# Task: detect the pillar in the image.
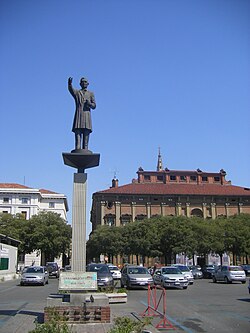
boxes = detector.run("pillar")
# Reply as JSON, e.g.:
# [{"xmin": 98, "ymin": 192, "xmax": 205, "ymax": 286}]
[
  {"xmin": 146, "ymin": 202, "xmax": 151, "ymax": 219},
  {"xmin": 71, "ymin": 173, "xmax": 87, "ymax": 272},
  {"xmin": 211, "ymin": 203, "xmax": 216, "ymax": 219},
  {"xmin": 100, "ymin": 201, "xmax": 106, "ymax": 225},
  {"xmin": 161, "ymin": 203, "xmax": 166, "ymax": 216},
  {"xmin": 186, "ymin": 203, "xmax": 191, "ymax": 218},
  {"xmin": 115, "ymin": 201, "xmax": 121, "ymax": 226},
  {"xmin": 238, "ymin": 203, "xmax": 243, "ymax": 214},
  {"xmin": 176, "ymin": 202, "xmax": 182, "ymax": 216},
  {"xmin": 131, "ymin": 202, "xmax": 136, "ymax": 222},
  {"xmin": 202, "ymin": 203, "xmax": 207, "ymax": 219}
]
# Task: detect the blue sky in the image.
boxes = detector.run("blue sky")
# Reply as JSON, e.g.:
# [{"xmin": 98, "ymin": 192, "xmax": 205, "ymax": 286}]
[{"xmin": 1, "ymin": 0, "xmax": 249, "ymax": 237}]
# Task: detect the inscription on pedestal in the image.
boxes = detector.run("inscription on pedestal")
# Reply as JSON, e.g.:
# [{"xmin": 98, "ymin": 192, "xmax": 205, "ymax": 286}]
[{"xmin": 59, "ymin": 272, "xmax": 98, "ymax": 291}]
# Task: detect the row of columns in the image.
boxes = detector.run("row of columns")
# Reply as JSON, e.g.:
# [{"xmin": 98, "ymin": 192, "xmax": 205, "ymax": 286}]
[{"xmin": 100, "ymin": 201, "xmax": 244, "ymax": 225}]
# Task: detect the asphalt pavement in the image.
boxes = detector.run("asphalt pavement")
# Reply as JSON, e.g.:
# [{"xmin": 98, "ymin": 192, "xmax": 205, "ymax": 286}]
[{"xmin": 0, "ymin": 278, "xmax": 162, "ymax": 333}]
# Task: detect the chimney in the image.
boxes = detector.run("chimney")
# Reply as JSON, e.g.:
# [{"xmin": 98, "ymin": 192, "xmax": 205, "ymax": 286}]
[{"xmin": 112, "ymin": 178, "xmax": 118, "ymax": 188}]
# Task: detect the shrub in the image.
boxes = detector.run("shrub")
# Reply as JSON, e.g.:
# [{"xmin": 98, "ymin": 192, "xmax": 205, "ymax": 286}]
[{"xmin": 108, "ymin": 316, "xmax": 151, "ymax": 333}]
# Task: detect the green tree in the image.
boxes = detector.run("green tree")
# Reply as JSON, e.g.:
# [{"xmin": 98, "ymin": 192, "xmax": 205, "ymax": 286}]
[
  {"xmin": 225, "ymin": 214, "xmax": 250, "ymax": 265},
  {"xmin": 29, "ymin": 212, "xmax": 71, "ymax": 264},
  {"xmin": 87, "ymin": 225, "xmax": 124, "ymax": 263},
  {"xmin": 121, "ymin": 219, "xmax": 155, "ymax": 265},
  {"xmin": 0, "ymin": 213, "xmax": 34, "ymax": 255},
  {"xmin": 190, "ymin": 217, "xmax": 212, "ymax": 264},
  {"xmin": 208, "ymin": 217, "xmax": 227, "ymax": 266}
]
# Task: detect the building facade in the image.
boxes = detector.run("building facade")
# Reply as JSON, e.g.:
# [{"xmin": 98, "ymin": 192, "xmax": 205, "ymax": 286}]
[
  {"xmin": 91, "ymin": 154, "xmax": 250, "ymax": 229},
  {"xmin": 0, "ymin": 183, "xmax": 69, "ymax": 268},
  {"xmin": 90, "ymin": 153, "xmax": 250, "ymax": 265}
]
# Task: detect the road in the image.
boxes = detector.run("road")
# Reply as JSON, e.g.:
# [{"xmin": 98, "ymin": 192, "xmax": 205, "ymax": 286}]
[
  {"xmin": 0, "ymin": 277, "xmax": 59, "ymax": 332},
  {"xmin": 0, "ymin": 277, "xmax": 249, "ymax": 333}
]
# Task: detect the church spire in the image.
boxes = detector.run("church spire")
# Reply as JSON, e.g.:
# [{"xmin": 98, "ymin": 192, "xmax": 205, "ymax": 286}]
[{"xmin": 157, "ymin": 147, "xmax": 163, "ymax": 171}]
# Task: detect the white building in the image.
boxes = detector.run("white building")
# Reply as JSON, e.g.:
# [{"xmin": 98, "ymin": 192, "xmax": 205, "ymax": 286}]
[
  {"xmin": 0, "ymin": 183, "xmax": 69, "ymax": 268},
  {"xmin": 0, "ymin": 234, "xmax": 20, "ymax": 281}
]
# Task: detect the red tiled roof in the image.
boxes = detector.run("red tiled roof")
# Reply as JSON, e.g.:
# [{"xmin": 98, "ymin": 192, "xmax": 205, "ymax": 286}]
[
  {"xmin": 0, "ymin": 183, "xmax": 31, "ymax": 189},
  {"xmin": 39, "ymin": 188, "xmax": 58, "ymax": 194},
  {"xmin": 97, "ymin": 183, "xmax": 250, "ymax": 196},
  {"xmin": 0, "ymin": 183, "xmax": 58, "ymax": 194}
]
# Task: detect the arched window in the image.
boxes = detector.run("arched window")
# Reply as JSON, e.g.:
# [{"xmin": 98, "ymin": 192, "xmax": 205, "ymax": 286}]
[
  {"xmin": 104, "ymin": 214, "xmax": 115, "ymax": 226},
  {"xmin": 191, "ymin": 208, "xmax": 203, "ymax": 218},
  {"xmin": 120, "ymin": 214, "xmax": 132, "ymax": 226},
  {"xmin": 135, "ymin": 214, "xmax": 147, "ymax": 221}
]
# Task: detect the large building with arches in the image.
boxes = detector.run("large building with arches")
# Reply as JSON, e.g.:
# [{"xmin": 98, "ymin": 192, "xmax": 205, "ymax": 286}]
[{"xmin": 91, "ymin": 152, "xmax": 250, "ymax": 231}]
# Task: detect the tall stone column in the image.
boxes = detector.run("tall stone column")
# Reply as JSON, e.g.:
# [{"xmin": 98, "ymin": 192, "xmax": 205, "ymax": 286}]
[
  {"xmin": 71, "ymin": 173, "xmax": 87, "ymax": 272},
  {"xmin": 63, "ymin": 151, "xmax": 100, "ymax": 274}
]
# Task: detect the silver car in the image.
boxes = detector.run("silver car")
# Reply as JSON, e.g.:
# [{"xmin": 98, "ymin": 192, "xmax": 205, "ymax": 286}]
[
  {"xmin": 172, "ymin": 264, "xmax": 194, "ymax": 285},
  {"xmin": 153, "ymin": 266, "xmax": 189, "ymax": 289},
  {"xmin": 20, "ymin": 266, "xmax": 49, "ymax": 286},
  {"xmin": 212, "ymin": 265, "xmax": 246, "ymax": 284},
  {"xmin": 121, "ymin": 265, "xmax": 153, "ymax": 289}
]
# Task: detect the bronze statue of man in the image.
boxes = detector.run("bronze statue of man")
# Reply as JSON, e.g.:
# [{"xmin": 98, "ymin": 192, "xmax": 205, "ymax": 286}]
[{"xmin": 68, "ymin": 77, "xmax": 96, "ymax": 151}]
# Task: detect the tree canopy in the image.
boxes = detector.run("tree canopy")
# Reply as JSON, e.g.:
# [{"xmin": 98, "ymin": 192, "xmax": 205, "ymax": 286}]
[
  {"xmin": 87, "ymin": 214, "xmax": 250, "ymax": 265},
  {"xmin": 0, "ymin": 211, "xmax": 71, "ymax": 263}
]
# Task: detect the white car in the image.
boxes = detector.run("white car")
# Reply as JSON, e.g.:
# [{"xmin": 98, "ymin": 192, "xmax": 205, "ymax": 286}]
[
  {"xmin": 108, "ymin": 265, "xmax": 121, "ymax": 279},
  {"xmin": 172, "ymin": 264, "xmax": 194, "ymax": 285},
  {"xmin": 20, "ymin": 266, "xmax": 49, "ymax": 286},
  {"xmin": 153, "ymin": 266, "xmax": 189, "ymax": 289}
]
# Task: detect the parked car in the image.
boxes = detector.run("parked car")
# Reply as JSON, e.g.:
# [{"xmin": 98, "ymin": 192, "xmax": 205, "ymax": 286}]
[
  {"xmin": 20, "ymin": 266, "xmax": 49, "ymax": 286},
  {"xmin": 241, "ymin": 264, "xmax": 250, "ymax": 276},
  {"xmin": 172, "ymin": 264, "xmax": 194, "ymax": 285},
  {"xmin": 121, "ymin": 265, "xmax": 153, "ymax": 289},
  {"xmin": 107, "ymin": 265, "xmax": 121, "ymax": 279},
  {"xmin": 188, "ymin": 265, "xmax": 201, "ymax": 271},
  {"xmin": 153, "ymin": 266, "xmax": 189, "ymax": 289},
  {"xmin": 86, "ymin": 263, "xmax": 114, "ymax": 288},
  {"xmin": 46, "ymin": 262, "xmax": 60, "ymax": 278},
  {"xmin": 190, "ymin": 267, "xmax": 203, "ymax": 279},
  {"xmin": 212, "ymin": 265, "xmax": 246, "ymax": 284},
  {"xmin": 201, "ymin": 265, "xmax": 217, "ymax": 279}
]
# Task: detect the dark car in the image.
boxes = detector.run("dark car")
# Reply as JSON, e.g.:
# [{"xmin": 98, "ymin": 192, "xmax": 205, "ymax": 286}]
[
  {"xmin": 46, "ymin": 262, "xmax": 60, "ymax": 278},
  {"xmin": 86, "ymin": 263, "xmax": 114, "ymax": 288},
  {"xmin": 241, "ymin": 264, "xmax": 250, "ymax": 276},
  {"xmin": 202, "ymin": 264, "xmax": 217, "ymax": 278}
]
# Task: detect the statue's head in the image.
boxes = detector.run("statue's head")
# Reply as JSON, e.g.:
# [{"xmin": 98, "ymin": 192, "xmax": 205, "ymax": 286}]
[{"xmin": 80, "ymin": 77, "xmax": 89, "ymax": 89}]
